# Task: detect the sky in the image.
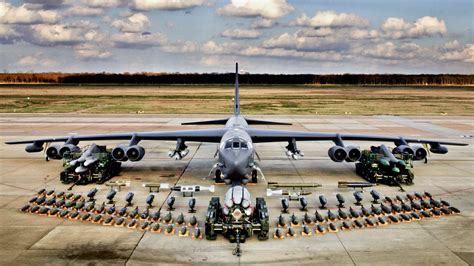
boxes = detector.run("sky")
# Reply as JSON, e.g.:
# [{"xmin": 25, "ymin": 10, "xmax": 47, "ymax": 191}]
[{"xmin": 0, "ymin": 0, "xmax": 473, "ymax": 74}]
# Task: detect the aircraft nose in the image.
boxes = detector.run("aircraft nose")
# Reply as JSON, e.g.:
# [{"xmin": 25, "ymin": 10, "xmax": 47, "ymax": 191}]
[{"xmin": 221, "ymin": 151, "xmax": 251, "ymax": 178}]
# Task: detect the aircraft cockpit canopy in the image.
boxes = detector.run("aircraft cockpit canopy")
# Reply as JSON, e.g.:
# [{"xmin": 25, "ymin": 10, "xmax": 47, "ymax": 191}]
[{"xmin": 224, "ymin": 138, "xmax": 249, "ymax": 150}]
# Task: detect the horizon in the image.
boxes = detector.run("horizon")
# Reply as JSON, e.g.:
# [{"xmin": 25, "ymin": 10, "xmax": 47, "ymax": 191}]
[{"xmin": 1, "ymin": 0, "xmax": 473, "ymax": 74}]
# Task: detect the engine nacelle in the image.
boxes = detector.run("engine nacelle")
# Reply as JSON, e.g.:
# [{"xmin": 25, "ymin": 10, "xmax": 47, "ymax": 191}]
[
  {"xmin": 429, "ymin": 143, "xmax": 448, "ymax": 154},
  {"xmin": 345, "ymin": 146, "xmax": 361, "ymax": 162},
  {"xmin": 112, "ymin": 145, "xmax": 129, "ymax": 161},
  {"xmin": 392, "ymin": 145, "xmax": 414, "ymax": 155},
  {"xmin": 46, "ymin": 145, "xmax": 63, "ymax": 160},
  {"xmin": 25, "ymin": 142, "xmax": 43, "ymax": 153},
  {"xmin": 59, "ymin": 144, "xmax": 80, "ymax": 157},
  {"xmin": 328, "ymin": 145, "xmax": 347, "ymax": 162},
  {"xmin": 411, "ymin": 145, "xmax": 427, "ymax": 160},
  {"xmin": 126, "ymin": 145, "xmax": 145, "ymax": 162}
]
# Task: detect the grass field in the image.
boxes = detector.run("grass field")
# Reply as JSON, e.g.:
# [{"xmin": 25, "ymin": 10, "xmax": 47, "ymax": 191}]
[{"xmin": 0, "ymin": 85, "xmax": 473, "ymax": 115}]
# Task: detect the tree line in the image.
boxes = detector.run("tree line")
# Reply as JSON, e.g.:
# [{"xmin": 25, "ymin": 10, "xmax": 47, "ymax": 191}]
[{"xmin": 0, "ymin": 72, "xmax": 472, "ymax": 85}]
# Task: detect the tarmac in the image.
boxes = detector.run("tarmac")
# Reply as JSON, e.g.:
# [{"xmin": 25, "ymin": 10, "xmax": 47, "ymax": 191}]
[{"xmin": 0, "ymin": 113, "xmax": 473, "ymax": 265}]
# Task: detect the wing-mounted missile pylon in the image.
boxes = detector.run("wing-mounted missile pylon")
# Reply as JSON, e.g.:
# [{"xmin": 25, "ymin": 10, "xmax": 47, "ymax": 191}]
[
  {"xmin": 285, "ymin": 138, "xmax": 304, "ymax": 160},
  {"xmin": 160, "ymin": 183, "xmax": 215, "ymax": 197},
  {"xmin": 168, "ymin": 138, "xmax": 189, "ymax": 160}
]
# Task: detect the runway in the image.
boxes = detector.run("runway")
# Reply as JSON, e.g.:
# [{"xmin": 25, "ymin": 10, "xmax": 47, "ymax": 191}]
[{"xmin": 0, "ymin": 114, "xmax": 473, "ymax": 265}]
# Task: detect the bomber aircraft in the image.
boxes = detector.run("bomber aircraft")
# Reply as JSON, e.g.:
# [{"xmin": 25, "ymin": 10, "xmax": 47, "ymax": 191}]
[{"xmin": 5, "ymin": 63, "xmax": 468, "ymax": 185}]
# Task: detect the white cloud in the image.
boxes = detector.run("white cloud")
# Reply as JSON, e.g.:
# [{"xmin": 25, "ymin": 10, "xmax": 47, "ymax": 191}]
[
  {"xmin": 161, "ymin": 41, "xmax": 198, "ymax": 53},
  {"xmin": 111, "ymin": 13, "xmax": 150, "ymax": 33},
  {"xmin": 82, "ymin": 0, "xmax": 122, "ymax": 8},
  {"xmin": 262, "ymin": 32, "xmax": 350, "ymax": 52},
  {"xmin": 65, "ymin": 6, "xmax": 104, "ymax": 17},
  {"xmin": 251, "ymin": 18, "xmax": 275, "ymax": 29},
  {"xmin": 111, "ymin": 31, "xmax": 168, "ymax": 49},
  {"xmin": 221, "ymin": 28, "xmax": 261, "ymax": 39},
  {"xmin": 0, "ymin": 2, "xmax": 60, "ymax": 24},
  {"xmin": 218, "ymin": 0, "xmax": 294, "ymax": 19},
  {"xmin": 74, "ymin": 43, "xmax": 112, "ymax": 60},
  {"xmin": 442, "ymin": 40, "xmax": 461, "ymax": 50},
  {"xmin": 28, "ymin": 22, "xmax": 102, "ymax": 46},
  {"xmin": 382, "ymin": 16, "xmax": 447, "ymax": 39},
  {"xmin": 363, "ymin": 42, "xmax": 422, "ymax": 60},
  {"xmin": 130, "ymin": 0, "xmax": 206, "ymax": 11},
  {"xmin": 290, "ymin": 11, "xmax": 369, "ymax": 28},
  {"xmin": 0, "ymin": 24, "xmax": 21, "ymax": 43},
  {"xmin": 17, "ymin": 52, "xmax": 58, "ymax": 67},
  {"xmin": 296, "ymin": 27, "xmax": 333, "ymax": 37},
  {"xmin": 440, "ymin": 44, "xmax": 474, "ymax": 63}
]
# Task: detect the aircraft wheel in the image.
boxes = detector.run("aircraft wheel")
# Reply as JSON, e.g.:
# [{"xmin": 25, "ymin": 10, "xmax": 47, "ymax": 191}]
[
  {"xmin": 251, "ymin": 170, "xmax": 258, "ymax": 183},
  {"xmin": 215, "ymin": 170, "xmax": 224, "ymax": 183}
]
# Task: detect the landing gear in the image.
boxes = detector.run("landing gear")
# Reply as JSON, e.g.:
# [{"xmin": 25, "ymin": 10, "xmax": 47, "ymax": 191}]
[
  {"xmin": 251, "ymin": 170, "xmax": 258, "ymax": 183},
  {"xmin": 215, "ymin": 169, "xmax": 224, "ymax": 184}
]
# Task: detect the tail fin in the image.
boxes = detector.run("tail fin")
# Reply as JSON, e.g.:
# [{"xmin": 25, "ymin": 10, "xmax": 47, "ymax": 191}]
[{"xmin": 234, "ymin": 62, "xmax": 240, "ymax": 115}]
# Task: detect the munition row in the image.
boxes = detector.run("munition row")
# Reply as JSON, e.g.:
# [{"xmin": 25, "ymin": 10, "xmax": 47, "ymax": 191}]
[{"xmin": 20, "ymin": 202, "xmax": 203, "ymax": 239}]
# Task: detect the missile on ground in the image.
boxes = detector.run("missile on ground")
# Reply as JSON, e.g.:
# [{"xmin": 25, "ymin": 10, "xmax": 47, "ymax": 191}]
[
  {"xmin": 36, "ymin": 196, "xmax": 46, "ymax": 205},
  {"xmin": 193, "ymin": 228, "xmax": 202, "ymax": 239},
  {"xmin": 176, "ymin": 213, "xmax": 185, "ymax": 225},
  {"xmin": 118, "ymin": 206, "xmax": 127, "ymax": 216},
  {"xmin": 29, "ymin": 196, "xmax": 38, "ymax": 203},
  {"xmin": 167, "ymin": 196, "xmax": 176, "ymax": 211},
  {"xmin": 395, "ymin": 195, "xmax": 404, "ymax": 203},
  {"xmin": 129, "ymin": 207, "xmax": 139, "ymax": 218},
  {"xmin": 59, "ymin": 209, "xmax": 69, "ymax": 218},
  {"xmin": 64, "ymin": 200, "xmax": 74, "ymax": 208},
  {"xmin": 115, "ymin": 217, "xmax": 125, "ymax": 226},
  {"xmin": 87, "ymin": 188, "xmax": 98, "ymax": 201},
  {"xmin": 319, "ymin": 195, "xmax": 327, "ymax": 209},
  {"xmin": 274, "ymin": 228, "xmax": 284, "ymax": 239},
  {"xmin": 349, "ymin": 207, "xmax": 360, "ymax": 218},
  {"xmin": 364, "ymin": 217, "xmax": 375, "ymax": 227},
  {"xmin": 106, "ymin": 190, "xmax": 117, "ymax": 203},
  {"xmin": 188, "ymin": 215, "xmax": 198, "ymax": 227},
  {"xmin": 414, "ymin": 192, "xmax": 424, "ymax": 200},
  {"xmin": 400, "ymin": 213, "xmax": 411, "ymax": 222},
  {"xmin": 440, "ymin": 200, "xmax": 450, "ymax": 207},
  {"xmin": 370, "ymin": 190, "xmax": 381, "ymax": 203},
  {"xmin": 164, "ymin": 212, "xmax": 173, "ymax": 223},
  {"xmin": 328, "ymin": 222, "xmax": 338, "ymax": 232},
  {"xmin": 371, "ymin": 204, "xmax": 382, "ymax": 216},
  {"xmin": 72, "ymin": 194, "xmax": 82, "ymax": 202},
  {"xmin": 188, "ymin": 198, "xmax": 196, "ymax": 213},
  {"xmin": 141, "ymin": 221, "xmax": 151, "ymax": 230},
  {"xmin": 391, "ymin": 203, "xmax": 402, "ymax": 213},
  {"xmin": 360, "ymin": 205, "xmax": 371, "ymax": 217},
  {"xmin": 106, "ymin": 204, "xmax": 115, "ymax": 215},
  {"xmin": 341, "ymin": 221, "xmax": 352, "ymax": 230},
  {"xmin": 336, "ymin": 194, "xmax": 345, "ymax": 208},
  {"xmin": 316, "ymin": 224, "xmax": 326, "ymax": 234},
  {"xmin": 401, "ymin": 202, "xmax": 412, "ymax": 212},
  {"xmin": 55, "ymin": 198, "xmax": 65, "ymax": 208},
  {"xmin": 411, "ymin": 201, "xmax": 422, "ymax": 210},
  {"xmin": 327, "ymin": 210, "xmax": 337, "ymax": 221},
  {"xmin": 45, "ymin": 198, "xmax": 56, "ymax": 206},
  {"xmin": 85, "ymin": 202, "xmax": 95, "ymax": 212},
  {"xmin": 287, "ymin": 227, "xmax": 296, "ymax": 237},
  {"xmin": 146, "ymin": 194, "xmax": 155, "ymax": 207},
  {"xmin": 74, "ymin": 201, "xmax": 85, "ymax": 210},
  {"xmin": 38, "ymin": 206, "xmax": 49, "ymax": 215},
  {"xmin": 380, "ymin": 203, "xmax": 391, "ymax": 214},
  {"xmin": 92, "ymin": 214, "xmax": 102, "ymax": 223},
  {"xmin": 378, "ymin": 216, "xmax": 388, "ymax": 225},
  {"xmin": 430, "ymin": 198, "xmax": 441, "ymax": 208},
  {"xmin": 299, "ymin": 196, "xmax": 308, "ymax": 211},
  {"xmin": 420, "ymin": 210, "xmax": 431, "ymax": 218},
  {"xmin": 277, "ymin": 214, "xmax": 286, "ymax": 227},
  {"xmin": 314, "ymin": 210, "xmax": 325, "ymax": 223},
  {"xmin": 65, "ymin": 192, "xmax": 74, "ymax": 199},
  {"xmin": 21, "ymin": 204, "xmax": 31, "ymax": 212},
  {"xmin": 424, "ymin": 191, "xmax": 433, "ymax": 199},
  {"xmin": 440, "ymin": 207, "xmax": 451, "ymax": 215},
  {"xmin": 81, "ymin": 212, "xmax": 91, "ymax": 221},
  {"xmin": 46, "ymin": 189, "xmax": 55, "ymax": 197},
  {"xmin": 69, "ymin": 210, "xmax": 79, "ymax": 219},
  {"xmin": 125, "ymin": 192, "xmax": 134, "ymax": 206},
  {"xmin": 353, "ymin": 191, "xmax": 363, "ymax": 205},
  {"xmin": 127, "ymin": 219, "xmax": 138, "ymax": 228},
  {"xmin": 301, "ymin": 225, "xmax": 311, "ymax": 236},
  {"xmin": 420, "ymin": 199, "xmax": 431, "ymax": 209},
  {"xmin": 37, "ymin": 188, "xmax": 46, "ymax": 195},
  {"xmin": 431, "ymin": 209, "xmax": 441, "ymax": 217},
  {"xmin": 151, "ymin": 210, "xmax": 161, "ymax": 222},
  {"xmin": 30, "ymin": 205, "xmax": 40, "ymax": 213},
  {"xmin": 103, "ymin": 216, "xmax": 114, "ymax": 225},
  {"xmin": 140, "ymin": 208, "xmax": 150, "ymax": 220},
  {"xmin": 290, "ymin": 213, "xmax": 300, "ymax": 226},
  {"xmin": 338, "ymin": 208, "xmax": 348, "ymax": 220},
  {"xmin": 388, "ymin": 215, "xmax": 399, "ymax": 223},
  {"xmin": 151, "ymin": 223, "xmax": 161, "ymax": 233},
  {"xmin": 281, "ymin": 198, "xmax": 289, "ymax": 213},
  {"xmin": 353, "ymin": 219, "xmax": 364, "ymax": 228},
  {"xmin": 384, "ymin": 196, "xmax": 393, "ymax": 204},
  {"xmin": 303, "ymin": 212, "xmax": 312, "ymax": 224},
  {"xmin": 56, "ymin": 191, "xmax": 65, "ymax": 198},
  {"xmin": 165, "ymin": 224, "xmax": 174, "ymax": 235},
  {"xmin": 411, "ymin": 212, "xmax": 421, "ymax": 220}
]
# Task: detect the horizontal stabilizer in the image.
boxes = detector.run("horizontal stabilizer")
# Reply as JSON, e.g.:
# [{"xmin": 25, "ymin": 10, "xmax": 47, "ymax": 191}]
[
  {"xmin": 181, "ymin": 118, "xmax": 229, "ymax": 125},
  {"xmin": 245, "ymin": 118, "xmax": 292, "ymax": 126}
]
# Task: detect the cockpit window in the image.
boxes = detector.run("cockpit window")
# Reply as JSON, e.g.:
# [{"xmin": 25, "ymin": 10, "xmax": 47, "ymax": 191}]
[
  {"xmin": 241, "ymin": 142, "xmax": 248, "ymax": 149},
  {"xmin": 225, "ymin": 142, "xmax": 232, "ymax": 149},
  {"xmin": 232, "ymin": 142, "xmax": 240, "ymax": 149}
]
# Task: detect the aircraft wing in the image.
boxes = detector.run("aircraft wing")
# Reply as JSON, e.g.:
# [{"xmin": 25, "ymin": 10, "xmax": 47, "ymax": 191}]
[
  {"xmin": 247, "ymin": 128, "xmax": 468, "ymax": 146},
  {"xmin": 5, "ymin": 128, "xmax": 228, "ymax": 145}
]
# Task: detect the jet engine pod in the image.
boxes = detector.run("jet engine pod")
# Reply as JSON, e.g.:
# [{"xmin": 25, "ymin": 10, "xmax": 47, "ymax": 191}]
[
  {"xmin": 410, "ymin": 145, "xmax": 427, "ymax": 160},
  {"xmin": 429, "ymin": 143, "xmax": 448, "ymax": 154},
  {"xmin": 126, "ymin": 145, "xmax": 145, "ymax": 162},
  {"xmin": 25, "ymin": 142, "xmax": 44, "ymax": 153},
  {"xmin": 392, "ymin": 145, "xmax": 414, "ymax": 155},
  {"xmin": 328, "ymin": 145, "xmax": 347, "ymax": 162},
  {"xmin": 112, "ymin": 145, "xmax": 129, "ymax": 161},
  {"xmin": 59, "ymin": 144, "xmax": 80, "ymax": 157},
  {"xmin": 345, "ymin": 146, "xmax": 361, "ymax": 162},
  {"xmin": 46, "ymin": 145, "xmax": 63, "ymax": 159}
]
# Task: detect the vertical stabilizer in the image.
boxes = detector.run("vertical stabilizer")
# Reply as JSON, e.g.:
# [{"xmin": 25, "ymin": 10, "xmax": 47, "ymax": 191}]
[{"xmin": 234, "ymin": 62, "xmax": 240, "ymax": 115}]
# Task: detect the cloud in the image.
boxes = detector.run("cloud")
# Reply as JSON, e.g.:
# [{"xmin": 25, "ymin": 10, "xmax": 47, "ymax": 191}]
[
  {"xmin": 440, "ymin": 43, "xmax": 474, "ymax": 63},
  {"xmin": 262, "ymin": 32, "xmax": 350, "ymax": 52},
  {"xmin": 28, "ymin": 21, "xmax": 103, "ymax": 46},
  {"xmin": 74, "ymin": 43, "xmax": 112, "ymax": 60},
  {"xmin": 0, "ymin": 24, "xmax": 21, "ymax": 44},
  {"xmin": 130, "ymin": 0, "xmax": 206, "ymax": 11},
  {"xmin": 290, "ymin": 11, "xmax": 369, "ymax": 28},
  {"xmin": 65, "ymin": 6, "xmax": 104, "ymax": 17},
  {"xmin": 82, "ymin": 0, "xmax": 123, "ymax": 8},
  {"xmin": 17, "ymin": 52, "xmax": 59, "ymax": 67},
  {"xmin": 218, "ymin": 0, "xmax": 294, "ymax": 19},
  {"xmin": 0, "ymin": 2, "xmax": 61, "ymax": 24},
  {"xmin": 382, "ymin": 16, "xmax": 447, "ymax": 39},
  {"xmin": 362, "ymin": 42, "xmax": 422, "ymax": 60},
  {"xmin": 221, "ymin": 28, "xmax": 261, "ymax": 39},
  {"xmin": 111, "ymin": 31, "xmax": 168, "ymax": 49},
  {"xmin": 111, "ymin": 13, "xmax": 150, "ymax": 33},
  {"xmin": 23, "ymin": 0, "xmax": 65, "ymax": 10},
  {"xmin": 161, "ymin": 40, "xmax": 198, "ymax": 53},
  {"xmin": 251, "ymin": 18, "xmax": 275, "ymax": 29}
]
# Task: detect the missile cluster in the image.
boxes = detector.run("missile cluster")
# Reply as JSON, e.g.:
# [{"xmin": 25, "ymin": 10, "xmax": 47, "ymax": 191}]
[
  {"xmin": 20, "ymin": 188, "xmax": 203, "ymax": 240},
  {"xmin": 272, "ymin": 190, "xmax": 461, "ymax": 239}
]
